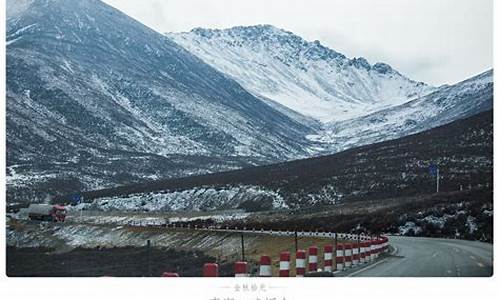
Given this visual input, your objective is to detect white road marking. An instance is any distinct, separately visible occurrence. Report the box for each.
[470,255,476,260]
[477,262,485,268]
[447,270,452,274]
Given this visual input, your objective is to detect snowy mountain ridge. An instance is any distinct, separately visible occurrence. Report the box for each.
[168,25,436,122]
[311,69,493,152]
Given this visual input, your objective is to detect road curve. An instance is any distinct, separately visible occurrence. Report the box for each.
[350,236,493,277]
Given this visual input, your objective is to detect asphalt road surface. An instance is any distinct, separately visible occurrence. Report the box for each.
[349,236,493,277]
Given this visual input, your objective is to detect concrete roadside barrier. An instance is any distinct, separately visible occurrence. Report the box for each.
[344,243,352,268]
[369,240,375,261]
[296,250,306,277]
[203,263,219,277]
[308,246,318,272]
[259,255,272,277]
[234,261,249,277]
[336,243,345,271]
[324,245,333,272]
[360,241,366,264]
[352,242,359,266]
[374,239,380,259]
[279,251,291,277]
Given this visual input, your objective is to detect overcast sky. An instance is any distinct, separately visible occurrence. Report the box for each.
[103,0,492,86]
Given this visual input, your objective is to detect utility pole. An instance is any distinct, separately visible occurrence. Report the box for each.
[334,233,339,271]
[146,240,151,277]
[436,168,440,193]
[80,195,84,218]
[241,233,245,261]
[294,230,298,253]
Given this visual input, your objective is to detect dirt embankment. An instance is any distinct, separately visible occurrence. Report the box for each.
[7,222,341,277]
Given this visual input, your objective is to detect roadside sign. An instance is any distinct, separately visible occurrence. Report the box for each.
[429,163,438,177]
[429,163,440,193]
[70,193,82,205]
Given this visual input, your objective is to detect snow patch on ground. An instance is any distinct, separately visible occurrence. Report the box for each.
[75,185,288,212]
[399,221,423,235]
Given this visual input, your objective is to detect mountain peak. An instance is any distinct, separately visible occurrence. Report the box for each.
[169,26,436,122]
[187,24,297,42]
[372,62,395,74]
[350,57,371,70]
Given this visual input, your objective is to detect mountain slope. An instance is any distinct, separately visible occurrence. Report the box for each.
[6,0,317,202]
[168,25,436,122]
[311,69,493,153]
[70,110,493,211]
[168,24,493,155]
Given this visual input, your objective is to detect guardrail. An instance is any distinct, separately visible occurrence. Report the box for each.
[160,234,390,277]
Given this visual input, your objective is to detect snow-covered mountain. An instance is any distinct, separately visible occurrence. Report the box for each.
[6,0,493,205]
[311,69,493,153]
[168,25,492,154]
[6,0,317,202]
[168,25,436,122]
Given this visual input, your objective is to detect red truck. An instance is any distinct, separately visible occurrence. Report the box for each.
[27,204,66,222]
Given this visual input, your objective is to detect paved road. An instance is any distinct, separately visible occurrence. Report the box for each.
[350,236,493,277]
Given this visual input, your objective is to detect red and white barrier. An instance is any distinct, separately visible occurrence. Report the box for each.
[344,243,353,268]
[279,251,290,277]
[203,263,219,277]
[374,239,380,259]
[324,245,333,272]
[352,243,359,266]
[296,250,306,277]
[234,261,248,277]
[359,242,366,264]
[336,243,344,271]
[259,255,272,277]
[308,246,318,272]
[195,232,389,277]
[369,240,376,261]
[382,237,389,252]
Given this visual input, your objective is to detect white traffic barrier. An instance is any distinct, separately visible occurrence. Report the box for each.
[234,261,248,277]
[324,245,333,272]
[344,243,353,268]
[352,243,359,266]
[370,240,376,261]
[203,263,219,277]
[259,255,272,277]
[360,241,366,264]
[374,239,380,259]
[279,251,290,277]
[308,246,318,272]
[296,250,306,277]
[336,243,345,271]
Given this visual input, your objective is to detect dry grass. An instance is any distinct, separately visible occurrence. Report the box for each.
[123,226,345,276]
